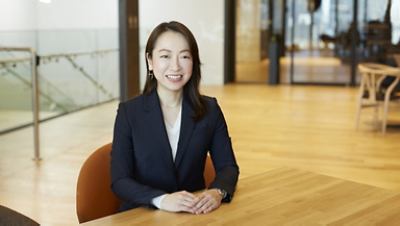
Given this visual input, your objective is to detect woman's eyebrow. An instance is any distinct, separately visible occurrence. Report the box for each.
[157,49,171,52]
[157,49,190,53]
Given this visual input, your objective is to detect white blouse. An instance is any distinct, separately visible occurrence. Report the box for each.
[165,105,182,162]
[152,104,182,208]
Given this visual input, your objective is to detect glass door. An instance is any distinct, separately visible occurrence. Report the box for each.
[285,0,353,85]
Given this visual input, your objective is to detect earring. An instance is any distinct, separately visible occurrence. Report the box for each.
[149,70,154,79]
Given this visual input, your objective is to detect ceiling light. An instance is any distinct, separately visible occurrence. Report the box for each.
[39,0,52,3]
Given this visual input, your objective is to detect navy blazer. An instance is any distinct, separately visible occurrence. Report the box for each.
[111,90,239,211]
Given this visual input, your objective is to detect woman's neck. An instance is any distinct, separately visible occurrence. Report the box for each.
[157,87,183,108]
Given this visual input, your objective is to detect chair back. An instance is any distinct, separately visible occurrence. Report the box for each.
[358,63,400,103]
[204,155,216,188]
[356,63,400,133]
[77,143,216,223]
[76,143,119,223]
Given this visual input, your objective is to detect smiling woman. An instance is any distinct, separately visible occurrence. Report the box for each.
[110,21,239,215]
[143,21,204,120]
[147,31,193,94]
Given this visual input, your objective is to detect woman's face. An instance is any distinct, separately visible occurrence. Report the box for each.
[147,31,193,93]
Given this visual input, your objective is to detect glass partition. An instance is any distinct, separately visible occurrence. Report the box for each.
[285,0,400,85]
[0,29,119,134]
[357,0,400,65]
[0,49,34,132]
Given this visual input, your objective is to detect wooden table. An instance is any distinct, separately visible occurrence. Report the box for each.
[82,167,400,225]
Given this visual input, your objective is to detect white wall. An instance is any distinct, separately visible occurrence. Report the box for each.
[0,0,37,31]
[36,0,118,29]
[0,0,38,47]
[0,0,118,31]
[0,0,118,49]
[139,0,225,87]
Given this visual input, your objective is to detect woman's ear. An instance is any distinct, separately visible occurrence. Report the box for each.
[146,53,153,71]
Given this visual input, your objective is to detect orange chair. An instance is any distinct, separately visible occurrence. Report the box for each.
[204,154,216,188]
[76,143,119,223]
[76,143,216,223]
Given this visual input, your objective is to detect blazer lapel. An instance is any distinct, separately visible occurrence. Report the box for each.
[143,91,175,170]
[174,96,196,168]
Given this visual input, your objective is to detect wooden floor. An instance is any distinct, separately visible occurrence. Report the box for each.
[236,50,352,84]
[1,84,400,225]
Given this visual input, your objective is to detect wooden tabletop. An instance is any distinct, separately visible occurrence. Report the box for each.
[82,167,400,225]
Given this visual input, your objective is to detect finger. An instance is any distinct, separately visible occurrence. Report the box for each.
[180,198,199,209]
[178,204,196,214]
[196,198,213,214]
[194,196,209,209]
[203,205,215,214]
[199,199,214,214]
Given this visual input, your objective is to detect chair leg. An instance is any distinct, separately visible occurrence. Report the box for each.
[382,96,390,134]
[355,83,365,130]
[381,77,399,134]
[355,103,362,130]
[374,105,379,129]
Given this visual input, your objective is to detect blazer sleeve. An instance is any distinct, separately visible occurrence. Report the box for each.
[208,98,239,202]
[111,102,166,207]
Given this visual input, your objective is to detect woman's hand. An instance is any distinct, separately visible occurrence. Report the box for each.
[160,191,199,213]
[193,189,222,214]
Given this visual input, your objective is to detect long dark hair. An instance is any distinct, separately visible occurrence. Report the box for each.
[143,21,206,121]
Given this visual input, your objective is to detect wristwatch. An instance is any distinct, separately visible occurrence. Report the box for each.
[217,188,228,200]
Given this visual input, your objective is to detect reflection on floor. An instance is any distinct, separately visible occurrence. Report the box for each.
[236,49,353,84]
[0,110,58,132]
[1,84,400,225]
[0,101,118,225]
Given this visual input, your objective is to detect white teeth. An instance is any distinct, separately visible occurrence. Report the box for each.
[166,75,182,80]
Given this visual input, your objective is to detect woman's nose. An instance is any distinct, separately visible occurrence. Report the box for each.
[169,56,180,71]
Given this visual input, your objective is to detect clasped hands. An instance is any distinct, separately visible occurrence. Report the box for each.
[160,189,222,214]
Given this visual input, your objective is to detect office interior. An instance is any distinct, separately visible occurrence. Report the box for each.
[1,0,400,225]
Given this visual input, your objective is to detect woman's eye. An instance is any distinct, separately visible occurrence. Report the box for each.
[182,55,191,59]
[160,55,169,59]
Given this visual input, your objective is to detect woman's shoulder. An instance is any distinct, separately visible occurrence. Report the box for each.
[123,94,145,105]
[118,94,147,111]
[200,95,221,111]
[201,95,216,104]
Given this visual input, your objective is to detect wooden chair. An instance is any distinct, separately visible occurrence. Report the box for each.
[76,143,216,223]
[356,63,400,133]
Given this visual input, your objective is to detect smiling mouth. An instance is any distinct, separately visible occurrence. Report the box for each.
[166,74,183,81]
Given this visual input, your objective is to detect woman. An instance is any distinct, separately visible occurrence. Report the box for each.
[111,21,239,215]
